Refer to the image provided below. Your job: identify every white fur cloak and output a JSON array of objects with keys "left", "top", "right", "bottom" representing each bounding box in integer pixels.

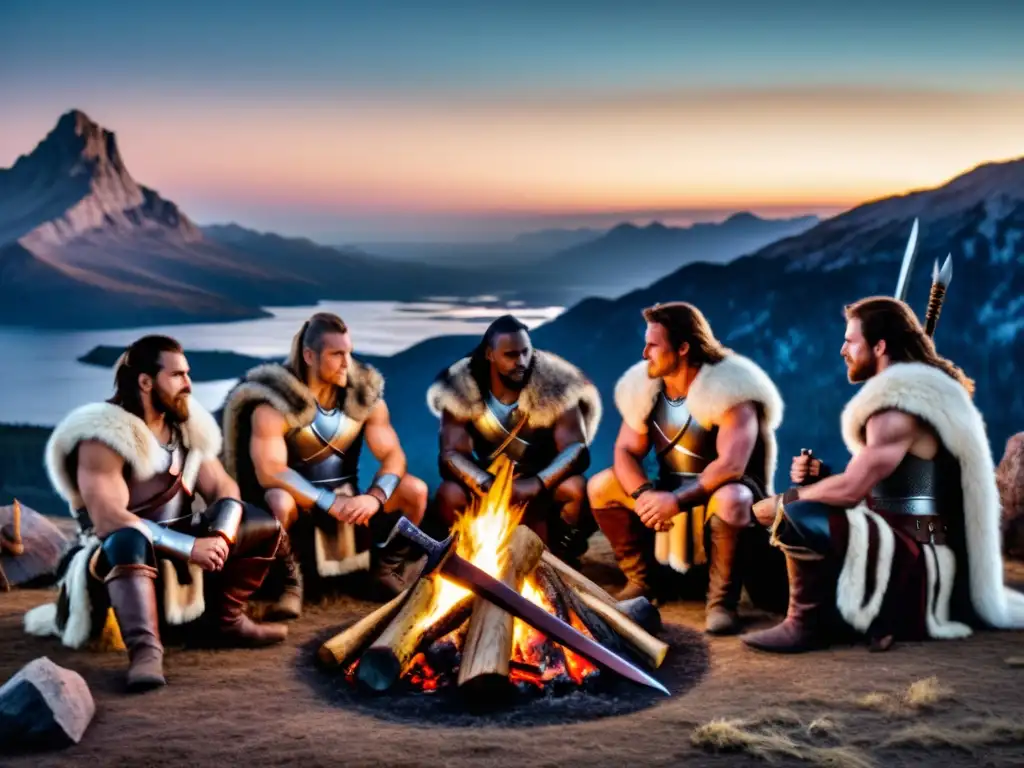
[
  {"left": 25, "top": 399, "right": 221, "bottom": 647},
  {"left": 614, "top": 353, "right": 784, "bottom": 573},
  {"left": 835, "top": 362, "right": 1024, "bottom": 636},
  {"left": 426, "top": 349, "right": 602, "bottom": 444}
]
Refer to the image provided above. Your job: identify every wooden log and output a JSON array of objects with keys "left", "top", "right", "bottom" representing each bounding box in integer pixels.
[
  {"left": 458, "top": 525, "right": 545, "bottom": 698},
  {"left": 540, "top": 549, "right": 617, "bottom": 607},
  {"left": 356, "top": 577, "right": 472, "bottom": 692},
  {"left": 535, "top": 562, "right": 625, "bottom": 659},
  {"left": 317, "top": 588, "right": 410, "bottom": 669},
  {"left": 575, "top": 590, "right": 669, "bottom": 669}
]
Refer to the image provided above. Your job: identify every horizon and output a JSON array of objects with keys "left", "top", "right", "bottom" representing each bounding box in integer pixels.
[{"left": 4, "top": 1, "right": 1024, "bottom": 241}]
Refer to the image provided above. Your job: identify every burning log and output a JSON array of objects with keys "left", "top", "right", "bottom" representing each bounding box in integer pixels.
[
  {"left": 540, "top": 550, "right": 617, "bottom": 607},
  {"left": 458, "top": 525, "right": 545, "bottom": 698},
  {"left": 575, "top": 591, "right": 669, "bottom": 669},
  {"left": 318, "top": 588, "right": 411, "bottom": 669},
  {"left": 357, "top": 577, "right": 472, "bottom": 692},
  {"left": 535, "top": 562, "right": 625, "bottom": 660}
]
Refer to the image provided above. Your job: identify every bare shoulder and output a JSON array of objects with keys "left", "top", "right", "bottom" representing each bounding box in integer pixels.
[
  {"left": 77, "top": 439, "right": 125, "bottom": 473},
  {"left": 720, "top": 401, "right": 758, "bottom": 426},
  {"left": 367, "top": 399, "right": 391, "bottom": 424},
  {"left": 865, "top": 408, "right": 919, "bottom": 445},
  {"left": 251, "top": 402, "right": 288, "bottom": 435}
]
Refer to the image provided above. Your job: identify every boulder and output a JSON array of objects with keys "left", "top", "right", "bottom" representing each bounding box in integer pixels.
[
  {"left": 0, "top": 657, "right": 94, "bottom": 749},
  {"left": 997, "top": 432, "right": 1024, "bottom": 561},
  {"left": 0, "top": 500, "right": 72, "bottom": 589}
]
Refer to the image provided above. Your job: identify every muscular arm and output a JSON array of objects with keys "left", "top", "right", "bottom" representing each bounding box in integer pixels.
[
  {"left": 195, "top": 456, "right": 240, "bottom": 504},
  {"left": 439, "top": 410, "right": 494, "bottom": 495},
  {"left": 612, "top": 422, "right": 652, "bottom": 496},
  {"left": 77, "top": 440, "right": 139, "bottom": 538},
  {"left": 361, "top": 400, "right": 406, "bottom": 503},
  {"left": 249, "top": 403, "right": 334, "bottom": 512},
  {"left": 697, "top": 402, "right": 759, "bottom": 492},
  {"left": 796, "top": 409, "right": 917, "bottom": 508}
]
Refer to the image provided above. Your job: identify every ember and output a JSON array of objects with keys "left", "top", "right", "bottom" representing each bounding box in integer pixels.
[{"left": 319, "top": 456, "right": 669, "bottom": 706}]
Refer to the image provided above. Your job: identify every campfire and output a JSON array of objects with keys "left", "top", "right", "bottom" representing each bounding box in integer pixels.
[{"left": 318, "top": 457, "right": 669, "bottom": 705}]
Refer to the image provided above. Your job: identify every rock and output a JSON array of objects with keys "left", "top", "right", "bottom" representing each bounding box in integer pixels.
[
  {"left": 997, "top": 432, "right": 1024, "bottom": 560},
  {"left": 0, "top": 657, "right": 94, "bottom": 749},
  {"left": 0, "top": 501, "right": 72, "bottom": 588}
]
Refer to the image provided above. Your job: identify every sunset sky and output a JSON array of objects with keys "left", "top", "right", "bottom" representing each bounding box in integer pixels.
[{"left": 3, "top": 1, "right": 1024, "bottom": 241}]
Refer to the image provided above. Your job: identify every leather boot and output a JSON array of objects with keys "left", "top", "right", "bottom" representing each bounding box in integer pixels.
[
  {"left": 105, "top": 564, "right": 166, "bottom": 692},
  {"left": 705, "top": 515, "right": 744, "bottom": 635},
  {"left": 369, "top": 539, "right": 417, "bottom": 601},
  {"left": 740, "top": 553, "right": 829, "bottom": 653},
  {"left": 264, "top": 532, "right": 303, "bottom": 621},
  {"left": 593, "top": 505, "right": 656, "bottom": 602},
  {"left": 208, "top": 554, "right": 288, "bottom": 646}
]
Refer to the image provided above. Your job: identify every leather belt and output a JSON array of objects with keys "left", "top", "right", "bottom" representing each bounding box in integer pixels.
[
  {"left": 866, "top": 496, "right": 936, "bottom": 516},
  {"left": 873, "top": 509, "right": 948, "bottom": 546}
]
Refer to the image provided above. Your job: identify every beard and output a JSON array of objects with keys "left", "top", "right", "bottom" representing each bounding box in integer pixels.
[
  {"left": 846, "top": 352, "right": 878, "bottom": 383},
  {"left": 154, "top": 386, "right": 190, "bottom": 423},
  {"left": 647, "top": 353, "right": 678, "bottom": 379},
  {"left": 497, "top": 366, "right": 530, "bottom": 392}
]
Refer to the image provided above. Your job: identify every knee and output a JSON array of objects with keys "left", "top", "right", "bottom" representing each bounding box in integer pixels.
[
  {"left": 556, "top": 474, "right": 586, "bottom": 504},
  {"left": 101, "top": 527, "right": 155, "bottom": 567},
  {"left": 265, "top": 488, "right": 299, "bottom": 527},
  {"left": 586, "top": 467, "right": 622, "bottom": 508},
  {"left": 435, "top": 481, "right": 469, "bottom": 524},
  {"left": 709, "top": 483, "right": 754, "bottom": 527},
  {"left": 401, "top": 475, "right": 429, "bottom": 520}
]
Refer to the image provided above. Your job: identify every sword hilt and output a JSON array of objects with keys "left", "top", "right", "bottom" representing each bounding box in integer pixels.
[{"left": 923, "top": 282, "right": 946, "bottom": 338}]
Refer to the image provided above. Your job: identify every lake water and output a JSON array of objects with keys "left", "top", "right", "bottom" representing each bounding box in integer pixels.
[{"left": 0, "top": 300, "right": 563, "bottom": 427}]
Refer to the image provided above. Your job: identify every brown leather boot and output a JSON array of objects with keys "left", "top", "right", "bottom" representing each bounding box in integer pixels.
[
  {"left": 705, "top": 516, "right": 744, "bottom": 635},
  {"left": 209, "top": 554, "right": 288, "bottom": 646},
  {"left": 263, "top": 532, "right": 303, "bottom": 622},
  {"left": 593, "top": 505, "right": 657, "bottom": 602},
  {"left": 740, "top": 554, "right": 829, "bottom": 653},
  {"left": 105, "top": 564, "right": 166, "bottom": 692}
]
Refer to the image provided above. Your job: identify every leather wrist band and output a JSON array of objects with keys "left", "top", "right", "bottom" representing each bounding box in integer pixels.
[
  {"left": 782, "top": 487, "right": 801, "bottom": 505},
  {"left": 673, "top": 478, "right": 711, "bottom": 509},
  {"left": 630, "top": 482, "right": 655, "bottom": 500},
  {"left": 441, "top": 451, "right": 495, "bottom": 496}
]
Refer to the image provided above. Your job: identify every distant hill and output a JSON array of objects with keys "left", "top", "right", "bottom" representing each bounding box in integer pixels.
[{"left": 514, "top": 213, "right": 819, "bottom": 301}]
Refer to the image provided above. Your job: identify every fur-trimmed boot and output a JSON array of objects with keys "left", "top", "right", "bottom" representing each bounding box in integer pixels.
[
  {"left": 208, "top": 554, "right": 288, "bottom": 646},
  {"left": 740, "top": 553, "right": 830, "bottom": 653},
  {"left": 704, "top": 515, "right": 744, "bottom": 635},
  {"left": 105, "top": 564, "right": 166, "bottom": 692},
  {"left": 264, "top": 532, "right": 303, "bottom": 621}
]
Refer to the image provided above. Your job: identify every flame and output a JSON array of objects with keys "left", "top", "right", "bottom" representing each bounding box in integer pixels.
[
  {"left": 413, "top": 455, "right": 525, "bottom": 633},
  {"left": 391, "top": 453, "right": 598, "bottom": 693}
]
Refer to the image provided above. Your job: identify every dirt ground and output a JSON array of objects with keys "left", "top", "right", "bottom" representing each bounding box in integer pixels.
[{"left": 3, "top": 537, "right": 1024, "bottom": 768}]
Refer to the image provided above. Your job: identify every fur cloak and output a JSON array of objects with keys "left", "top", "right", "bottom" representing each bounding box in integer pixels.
[
  {"left": 220, "top": 361, "right": 384, "bottom": 577},
  {"left": 614, "top": 353, "right": 784, "bottom": 572},
  {"left": 25, "top": 399, "right": 222, "bottom": 648},
  {"left": 426, "top": 349, "right": 602, "bottom": 445},
  {"left": 834, "top": 362, "right": 1024, "bottom": 637}
]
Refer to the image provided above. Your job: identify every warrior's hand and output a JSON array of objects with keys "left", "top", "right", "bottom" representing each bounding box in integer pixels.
[
  {"left": 511, "top": 477, "right": 544, "bottom": 507},
  {"left": 191, "top": 536, "right": 229, "bottom": 571},
  {"left": 790, "top": 452, "right": 823, "bottom": 484},
  {"left": 347, "top": 494, "right": 383, "bottom": 526},
  {"left": 636, "top": 490, "right": 679, "bottom": 529}
]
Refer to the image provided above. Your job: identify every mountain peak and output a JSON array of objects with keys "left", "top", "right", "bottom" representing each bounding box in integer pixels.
[{"left": 45, "top": 109, "right": 127, "bottom": 176}]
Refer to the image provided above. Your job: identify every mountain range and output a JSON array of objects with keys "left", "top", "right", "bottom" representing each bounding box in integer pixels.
[
  {"left": 0, "top": 110, "right": 819, "bottom": 327},
  {"left": 346, "top": 153, "right": 1024, "bottom": 492}
]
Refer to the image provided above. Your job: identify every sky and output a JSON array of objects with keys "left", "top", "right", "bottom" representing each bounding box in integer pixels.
[{"left": 3, "top": 1, "right": 1024, "bottom": 241}]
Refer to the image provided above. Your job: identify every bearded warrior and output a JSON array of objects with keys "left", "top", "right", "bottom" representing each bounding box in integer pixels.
[
  {"left": 24, "top": 336, "right": 287, "bottom": 692},
  {"left": 221, "top": 312, "right": 427, "bottom": 610},
  {"left": 428, "top": 315, "right": 601, "bottom": 562},
  {"left": 587, "top": 302, "right": 786, "bottom": 633},
  {"left": 743, "top": 297, "right": 1024, "bottom": 652}
]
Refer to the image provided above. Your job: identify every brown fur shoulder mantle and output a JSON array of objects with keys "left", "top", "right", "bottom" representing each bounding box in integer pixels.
[
  {"left": 426, "top": 350, "right": 602, "bottom": 443},
  {"left": 221, "top": 360, "right": 384, "bottom": 481}
]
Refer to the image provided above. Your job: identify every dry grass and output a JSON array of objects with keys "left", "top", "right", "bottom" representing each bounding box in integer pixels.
[
  {"left": 855, "top": 676, "right": 953, "bottom": 716},
  {"left": 692, "top": 716, "right": 872, "bottom": 768},
  {"left": 881, "top": 719, "right": 1024, "bottom": 752}
]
